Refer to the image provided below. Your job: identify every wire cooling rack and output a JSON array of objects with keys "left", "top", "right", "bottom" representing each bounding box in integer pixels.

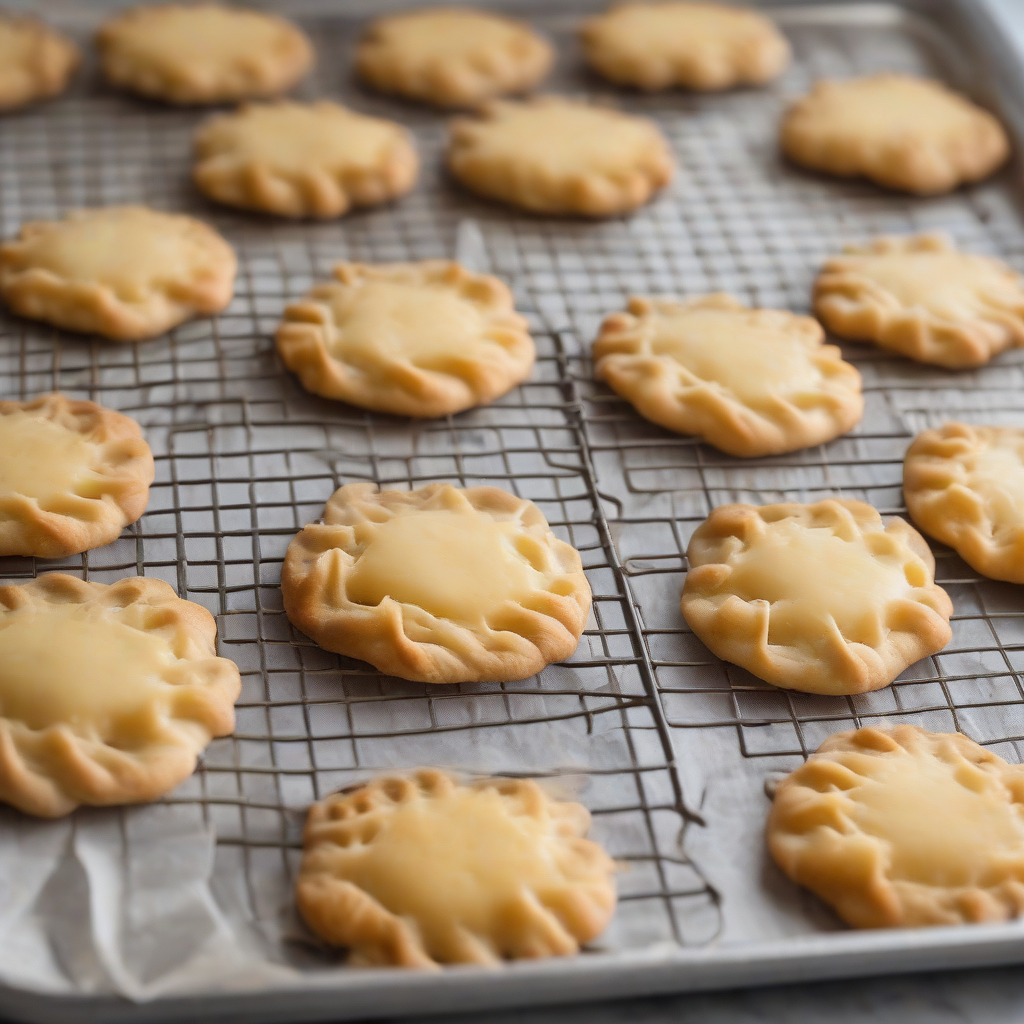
[
  {"left": 2, "top": 0, "right": 1024, "bottom": 999},
  {"left": 570, "top": 10, "right": 1024, "bottom": 788}
]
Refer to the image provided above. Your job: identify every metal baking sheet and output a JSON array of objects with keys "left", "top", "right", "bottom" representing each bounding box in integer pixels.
[{"left": 3, "top": 0, "right": 1024, "bottom": 1019}]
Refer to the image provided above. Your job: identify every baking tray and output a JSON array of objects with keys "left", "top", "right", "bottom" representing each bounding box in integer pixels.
[{"left": 2, "top": 0, "right": 1024, "bottom": 1020}]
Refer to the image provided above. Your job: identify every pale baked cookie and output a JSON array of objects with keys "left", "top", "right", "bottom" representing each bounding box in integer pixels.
[
  {"left": 814, "top": 234, "right": 1024, "bottom": 369},
  {"left": 282, "top": 482, "right": 592, "bottom": 684},
  {"left": 592, "top": 294, "right": 863, "bottom": 458},
  {"left": 0, "top": 15, "right": 79, "bottom": 111},
  {"left": 297, "top": 769, "right": 617, "bottom": 965},
  {"left": 580, "top": 2, "right": 790, "bottom": 92},
  {"left": 768, "top": 725, "right": 1024, "bottom": 928},
  {"left": 904, "top": 422, "right": 1024, "bottom": 584},
  {"left": 193, "top": 101, "right": 418, "bottom": 220},
  {"left": 356, "top": 7, "right": 553, "bottom": 108},
  {"left": 0, "top": 393, "right": 154, "bottom": 559},
  {"left": 447, "top": 97, "right": 675, "bottom": 216},
  {"left": 0, "top": 206, "right": 236, "bottom": 342},
  {"left": 681, "top": 499, "right": 953, "bottom": 695},
  {"left": 781, "top": 74, "right": 1009, "bottom": 195},
  {"left": 275, "top": 261, "right": 535, "bottom": 417},
  {"left": 0, "top": 574, "right": 241, "bottom": 817},
  {"left": 96, "top": 3, "right": 313, "bottom": 105}
]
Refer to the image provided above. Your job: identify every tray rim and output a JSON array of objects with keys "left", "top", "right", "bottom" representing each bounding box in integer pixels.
[{"left": 5, "top": 918, "right": 1024, "bottom": 1023}]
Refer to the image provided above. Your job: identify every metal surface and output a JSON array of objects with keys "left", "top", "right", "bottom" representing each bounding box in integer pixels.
[{"left": 3, "top": 0, "right": 1024, "bottom": 1020}]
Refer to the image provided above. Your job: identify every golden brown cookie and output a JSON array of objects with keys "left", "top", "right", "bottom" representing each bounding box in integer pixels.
[
  {"left": 275, "top": 260, "right": 535, "bottom": 417},
  {"left": 356, "top": 7, "right": 553, "bottom": 107},
  {"left": 447, "top": 96, "right": 675, "bottom": 216},
  {"left": 192, "top": 101, "right": 418, "bottom": 219},
  {"left": 814, "top": 234, "right": 1024, "bottom": 369},
  {"left": 781, "top": 74, "right": 1009, "bottom": 194},
  {"left": 96, "top": 3, "right": 313, "bottom": 105},
  {"left": 0, "top": 574, "right": 241, "bottom": 817},
  {"left": 580, "top": 2, "right": 790, "bottom": 92},
  {"left": 282, "top": 482, "right": 592, "bottom": 684},
  {"left": 768, "top": 725, "right": 1024, "bottom": 928},
  {"left": 296, "top": 769, "right": 617, "bottom": 966},
  {"left": 681, "top": 499, "right": 953, "bottom": 695},
  {"left": 0, "top": 393, "right": 154, "bottom": 559},
  {"left": 592, "top": 294, "right": 863, "bottom": 457},
  {"left": 0, "top": 206, "right": 236, "bottom": 341},
  {"left": 0, "top": 15, "right": 79, "bottom": 111},
  {"left": 904, "top": 422, "right": 1024, "bottom": 584}
]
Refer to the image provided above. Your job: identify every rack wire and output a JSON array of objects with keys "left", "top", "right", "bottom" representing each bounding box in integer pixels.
[
  {"left": 570, "top": 11, "right": 1024, "bottom": 788},
  {"left": 0, "top": 3, "right": 730, "bottom": 962},
  {"left": 1, "top": 0, "right": 1023, "bottom": 986}
]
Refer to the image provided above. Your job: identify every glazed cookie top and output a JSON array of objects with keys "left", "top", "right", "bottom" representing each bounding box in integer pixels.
[
  {"left": 193, "top": 101, "right": 419, "bottom": 219},
  {"left": 681, "top": 499, "right": 953, "bottom": 695},
  {"left": 275, "top": 260, "right": 535, "bottom": 417},
  {"left": 592, "top": 294, "right": 863, "bottom": 457},
  {"left": 581, "top": 2, "right": 790, "bottom": 92},
  {"left": 296, "top": 769, "right": 617, "bottom": 966},
  {"left": 814, "top": 234, "right": 1024, "bottom": 369},
  {"left": 447, "top": 96, "right": 675, "bottom": 216},
  {"left": 904, "top": 422, "right": 1024, "bottom": 584},
  {"left": 0, "top": 206, "right": 236, "bottom": 341},
  {"left": 0, "top": 574, "right": 241, "bottom": 817},
  {"left": 281, "top": 482, "right": 592, "bottom": 684},
  {"left": 96, "top": 3, "right": 313, "bottom": 104},
  {"left": 357, "top": 6, "right": 553, "bottom": 107},
  {"left": 769, "top": 725, "right": 1024, "bottom": 928},
  {"left": 0, "top": 15, "right": 79, "bottom": 111},
  {"left": 0, "top": 393, "right": 154, "bottom": 559},
  {"left": 781, "top": 74, "right": 1009, "bottom": 194}
]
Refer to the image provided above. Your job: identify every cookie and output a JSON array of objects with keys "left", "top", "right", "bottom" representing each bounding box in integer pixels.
[
  {"left": 296, "top": 769, "right": 617, "bottom": 965},
  {"left": 681, "top": 499, "right": 953, "bottom": 695},
  {"left": 282, "top": 482, "right": 592, "bottom": 684},
  {"left": 275, "top": 260, "right": 535, "bottom": 417},
  {"left": 904, "top": 422, "right": 1024, "bottom": 584},
  {"left": 581, "top": 2, "right": 789, "bottom": 92},
  {"left": 193, "top": 101, "right": 418, "bottom": 220},
  {"left": 0, "top": 206, "right": 236, "bottom": 341},
  {"left": 447, "top": 96, "right": 675, "bottom": 216},
  {"left": 814, "top": 234, "right": 1024, "bottom": 369},
  {"left": 0, "top": 393, "right": 154, "bottom": 559},
  {"left": 96, "top": 3, "right": 313, "bottom": 105},
  {"left": 592, "top": 294, "right": 863, "bottom": 457},
  {"left": 0, "top": 15, "right": 79, "bottom": 111},
  {"left": 781, "top": 74, "right": 1009, "bottom": 194},
  {"left": 768, "top": 725, "right": 1024, "bottom": 928},
  {"left": 0, "top": 574, "right": 241, "bottom": 817},
  {"left": 356, "top": 7, "right": 553, "bottom": 108}
]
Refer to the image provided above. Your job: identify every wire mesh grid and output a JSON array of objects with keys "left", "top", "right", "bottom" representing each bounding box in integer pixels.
[
  {"left": 564, "top": 9, "right": 1024, "bottom": 795},
  {"left": 0, "top": 1, "right": 740, "bottom": 963},
  {"left": 1, "top": 0, "right": 1023, "bottom": 983}
]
